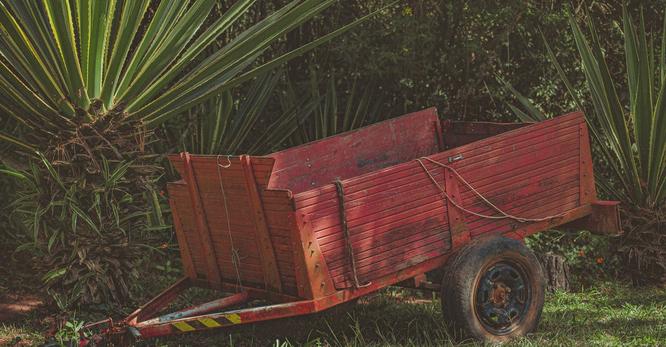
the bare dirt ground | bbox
[0,293,42,322]
[0,243,48,345]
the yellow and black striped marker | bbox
[171,314,242,332]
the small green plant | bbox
[54,318,89,347]
[156,260,181,277]
[9,155,155,304]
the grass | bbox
[4,282,663,346]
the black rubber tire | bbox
[441,236,545,343]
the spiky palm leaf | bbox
[0,0,384,150]
[174,71,317,155]
[506,7,666,283]
[0,0,392,304]
[282,69,384,145]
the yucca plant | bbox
[169,71,318,156]
[0,0,387,304]
[282,69,385,145]
[507,7,666,283]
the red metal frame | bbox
[88,108,621,343]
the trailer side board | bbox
[294,111,590,290]
[267,107,442,195]
[167,155,299,296]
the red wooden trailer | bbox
[88,107,620,343]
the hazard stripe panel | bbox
[171,314,242,332]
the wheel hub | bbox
[475,261,530,334]
[490,282,511,307]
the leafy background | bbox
[0,1,665,345]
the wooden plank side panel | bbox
[293,111,586,290]
[167,154,298,296]
[167,183,207,279]
[431,112,586,240]
[267,108,441,194]
[295,155,453,289]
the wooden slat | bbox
[325,221,450,268]
[181,152,222,288]
[458,152,580,201]
[445,166,469,248]
[330,231,449,277]
[332,237,451,285]
[268,107,441,194]
[579,123,596,205]
[241,155,282,293]
[168,198,196,280]
[309,185,447,234]
[317,199,448,245]
[462,186,580,236]
[461,163,581,212]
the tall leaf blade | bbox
[114,0,209,100]
[99,0,149,108]
[120,0,258,107]
[78,0,115,98]
[630,8,654,182]
[0,1,74,115]
[44,0,89,110]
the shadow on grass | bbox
[142,283,665,347]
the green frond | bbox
[505,8,666,207]
[0,0,391,154]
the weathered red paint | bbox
[140,291,249,326]
[100,108,620,342]
[181,153,222,289]
[240,155,282,292]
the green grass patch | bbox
[150,283,665,347]
[2,282,664,346]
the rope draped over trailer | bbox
[415,157,568,223]
[334,179,371,289]
[215,155,244,292]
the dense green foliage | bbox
[0,0,382,305]
[509,7,666,283]
[1,0,666,327]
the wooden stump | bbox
[538,252,570,292]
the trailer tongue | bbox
[82,107,620,344]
